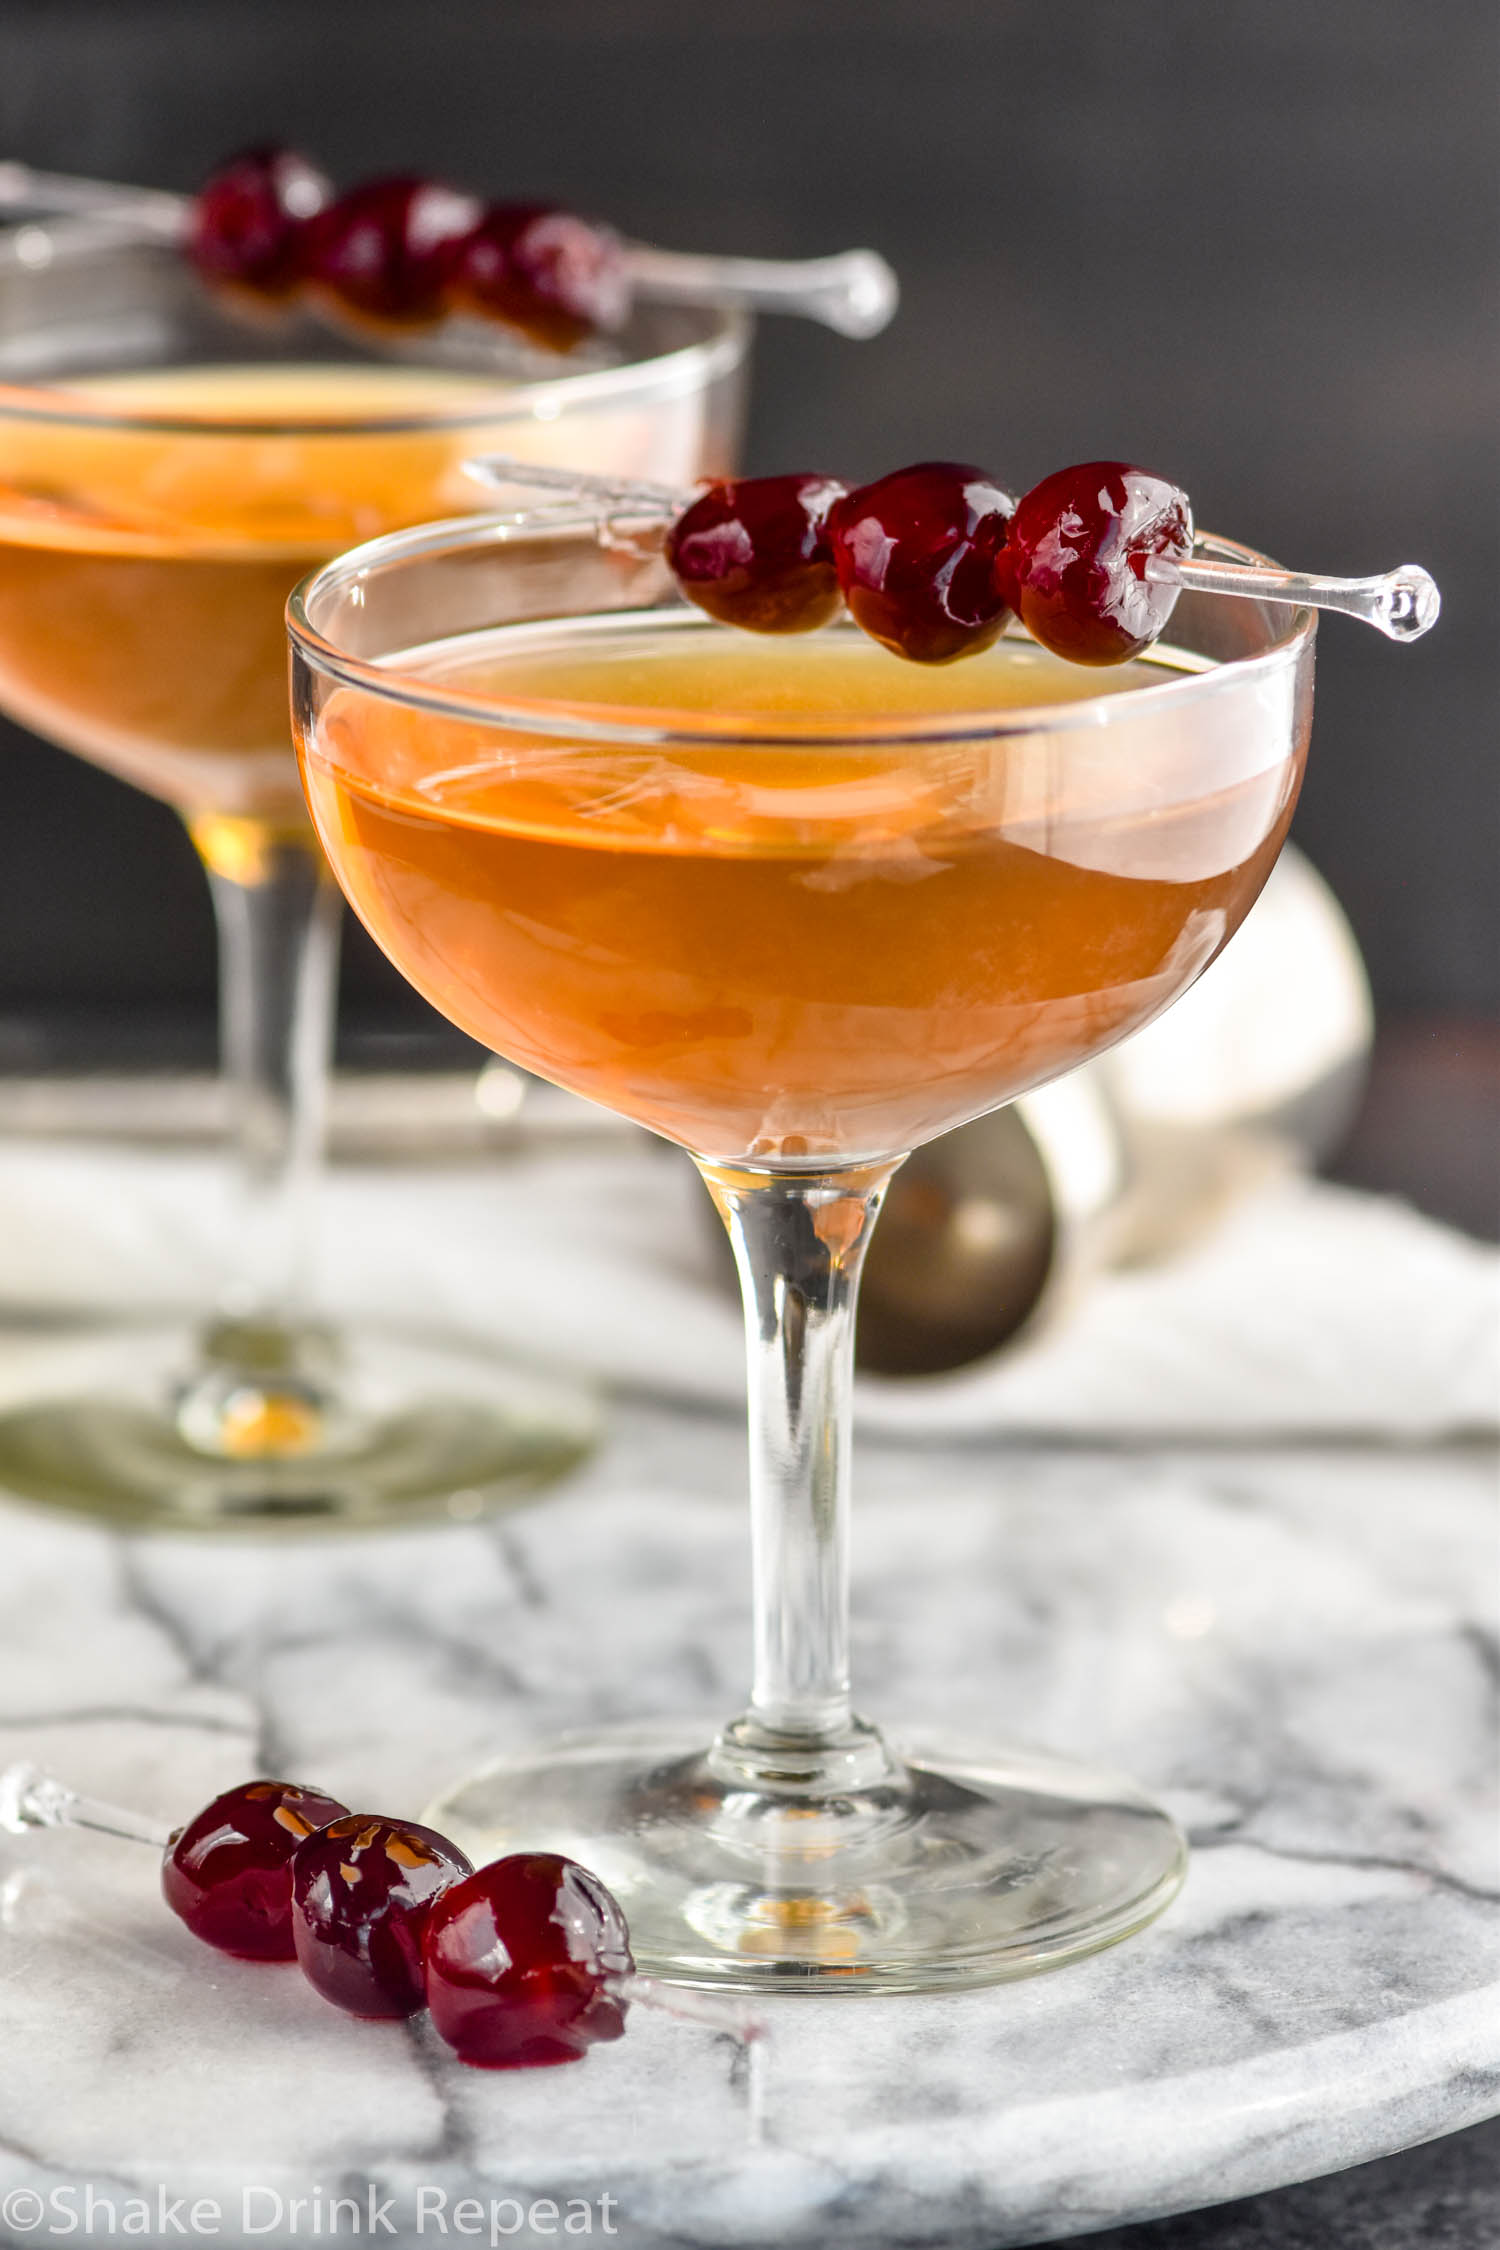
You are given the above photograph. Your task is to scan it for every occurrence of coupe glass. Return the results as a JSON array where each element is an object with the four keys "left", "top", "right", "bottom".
[
  {"left": 0, "top": 226, "right": 748, "bottom": 1530},
  {"left": 289, "top": 513, "right": 1314, "bottom": 1990}
]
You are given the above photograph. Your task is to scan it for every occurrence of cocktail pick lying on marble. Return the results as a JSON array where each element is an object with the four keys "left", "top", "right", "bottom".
[
  {"left": 0, "top": 1762, "right": 175, "bottom": 1850},
  {"left": 463, "top": 454, "right": 1442, "bottom": 659},
  {"left": 0, "top": 1763, "right": 759, "bottom": 2066},
  {"left": 0, "top": 156, "right": 898, "bottom": 344}
]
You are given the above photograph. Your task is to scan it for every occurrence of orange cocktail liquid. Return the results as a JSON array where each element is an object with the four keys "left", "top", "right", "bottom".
[
  {"left": 301, "top": 621, "right": 1305, "bottom": 1162},
  {"left": 0, "top": 364, "right": 523, "bottom": 855}
]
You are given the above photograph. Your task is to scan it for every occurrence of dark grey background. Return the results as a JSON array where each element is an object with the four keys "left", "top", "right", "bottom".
[{"left": 0, "top": 0, "right": 1495, "bottom": 1053}]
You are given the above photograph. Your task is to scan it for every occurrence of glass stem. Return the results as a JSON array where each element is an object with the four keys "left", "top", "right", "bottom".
[
  {"left": 699, "top": 1159, "right": 901, "bottom": 1795},
  {"left": 190, "top": 817, "right": 342, "bottom": 1332}
]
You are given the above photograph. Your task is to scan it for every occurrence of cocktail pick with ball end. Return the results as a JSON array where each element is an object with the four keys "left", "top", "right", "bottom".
[
  {"left": 0, "top": 1761, "right": 760, "bottom": 2062},
  {"left": 463, "top": 454, "right": 1440, "bottom": 659},
  {"left": 1159, "top": 553, "right": 1438, "bottom": 641},
  {"left": 0, "top": 158, "right": 897, "bottom": 343}
]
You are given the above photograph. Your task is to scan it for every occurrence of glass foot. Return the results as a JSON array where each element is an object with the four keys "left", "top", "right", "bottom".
[
  {"left": 0, "top": 1318, "right": 598, "bottom": 1531},
  {"left": 425, "top": 1720, "right": 1187, "bottom": 1993}
]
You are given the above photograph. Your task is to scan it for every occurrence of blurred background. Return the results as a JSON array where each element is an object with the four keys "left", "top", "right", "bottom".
[{"left": 0, "top": 0, "right": 1494, "bottom": 1224}]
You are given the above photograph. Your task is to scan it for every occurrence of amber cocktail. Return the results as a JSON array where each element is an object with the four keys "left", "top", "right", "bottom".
[
  {"left": 289, "top": 510, "right": 1312, "bottom": 1991},
  {"left": 303, "top": 621, "right": 1299, "bottom": 1162}
]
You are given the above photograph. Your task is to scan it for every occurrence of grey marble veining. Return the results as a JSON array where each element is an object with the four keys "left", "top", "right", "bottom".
[{"left": 0, "top": 1406, "right": 1496, "bottom": 2248}]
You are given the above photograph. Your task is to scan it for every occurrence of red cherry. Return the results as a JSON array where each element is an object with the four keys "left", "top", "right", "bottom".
[
  {"left": 1002, "top": 461, "right": 1194, "bottom": 665},
  {"left": 424, "top": 1853, "right": 633, "bottom": 2069},
  {"left": 666, "top": 474, "right": 848, "bottom": 634},
  {"left": 188, "top": 146, "right": 333, "bottom": 297},
  {"left": 290, "top": 1814, "right": 471, "bottom": 2019},
  {"left": 162, "top": 1780, "right": 348, "bottom": 1961},
  {"left": 447, "top": 204, "right": 629, "bottom": 352},
  {"left": 302, "top": 176, "right": 482, "bottom": 327},
  {"left": 828, "top": 461, "right": 1015, "bottom": 664}
]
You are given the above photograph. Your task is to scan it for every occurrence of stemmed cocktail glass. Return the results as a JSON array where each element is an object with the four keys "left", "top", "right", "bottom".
[
  {"left": 289, "top": 509, "right": 1314, "bottom": 1990},
  {"left": 0, "top": 224, "right": 748, "bottom": 1529}
]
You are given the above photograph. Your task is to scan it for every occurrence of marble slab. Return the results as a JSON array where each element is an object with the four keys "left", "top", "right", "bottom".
[{"left": 0, "top": 1404, "right": 1495, "bottom": 2248}]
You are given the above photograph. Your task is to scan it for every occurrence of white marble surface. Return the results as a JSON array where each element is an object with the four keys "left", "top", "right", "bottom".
[
  {"left": 0, "top": 1137, "right": 1495, "bottom": 1442},
  {"left": 0, "top": 1403, "right": 1496, "bottom": 2248}
]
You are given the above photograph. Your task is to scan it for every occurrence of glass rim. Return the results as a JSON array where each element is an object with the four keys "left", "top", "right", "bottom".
[
  {"left": 288, "top": 515, "right": 1317, "bottom": 752},
  {"left": 0, "top": 244, "right": 750, "bottom": 439}
]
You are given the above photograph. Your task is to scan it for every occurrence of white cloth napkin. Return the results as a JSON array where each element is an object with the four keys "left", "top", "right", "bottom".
[{"left": 0, "top": 1131, "right": 1493, "bottom": 1440}]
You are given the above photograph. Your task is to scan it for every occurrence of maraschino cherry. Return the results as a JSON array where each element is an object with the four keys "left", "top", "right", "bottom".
[
  {"left": 666, "top": 473, "right": 848, "bottom": 633},
  {"left": 828, "top": 460, "right": 1015, "bottom": 663},
  {"left": 447, "top": 204, "right": 630, "bottom": 351},
  {"left": 187, "top": 146, "right": 333, "bottom": 297},
  {"left": 301, "top": 175, "right": 482, "bottom": 327},
  {"left": 291, "top": 1814, "right": 472, "bottom": 2019},
  {"left": 161, "top": 1779, "right": 348, "bottom": 1960},
  {"left": 424, "top": 1853, "right": 634, "bottom": 2069},
  {"left": 1000, "top": 461, "right": 1194, "bottom": 665},
  {"left": 503, "top": 449, "right": 1432, "bottom": 665},
  {"left": 4, "top": 1760, "right": 714, "bottom": 2071}
]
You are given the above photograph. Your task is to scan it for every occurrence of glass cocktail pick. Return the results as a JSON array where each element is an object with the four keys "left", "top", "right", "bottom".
[
  {"left": 0, "top": 1761, "right": 762, "bottom": 2051},
  {"left": 464, "top": 454, "right": 1442, "bottom": 641},
  {"left": 0, "top": 163, "right": 898, "bottom": 341}
]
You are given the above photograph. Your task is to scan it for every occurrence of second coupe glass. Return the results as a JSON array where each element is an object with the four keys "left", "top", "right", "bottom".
[{"left": 0, "top": 225, "right": 747, "bottom": 1528}]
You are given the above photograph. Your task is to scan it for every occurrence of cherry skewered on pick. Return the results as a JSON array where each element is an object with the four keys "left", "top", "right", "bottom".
[
  {"left": 161, "top": 1779, "right": 349, "bottom": 1961},
  {"left": 299, "top": 175, "right": 483, "bottom": 328},
  {"left": 999, "top": 461, "right": 1194, "bottom": 666},
  {"left": 186, "top": 146, "right": 333, "bottom": 298},
  {"left": 175, "top": 142, "right": 897, "bottom": 354},
  {"left": 476, "top": 448, "right": 1439, "bottom": 667},
  {"left": 666, "top": 473, "right": 848, "bottom": 634},
  {"left": 186, "top": 149, "right": 630, "bottom": 348},
  {"left": 163, "top": 1783, "right": 632, "bottom": 2058},
  {"left": 3, "top": 1761, "right": 769, "bottom": 2072},
  {"left": 290, "top": 1813, "right": 472, "bottom": 2019},
  {"left": 827, "top": 461, "right": 1016, "bottom": 663},
  {"left": 160, "top": 1780, "right": 632, "bottom": 2059},
  {"left": 424, "top": 1852, "right": 635, "bottom": 2069},
  {"left": 446, "top": 204, "right": 630, "bottom": 353}
]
